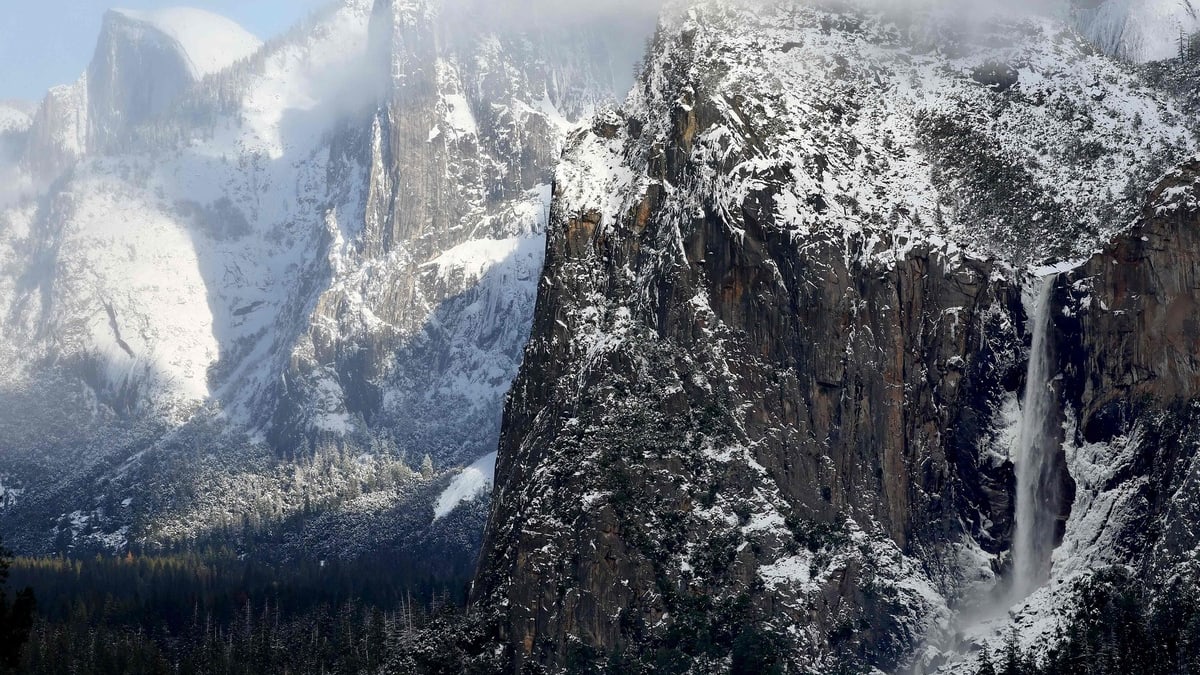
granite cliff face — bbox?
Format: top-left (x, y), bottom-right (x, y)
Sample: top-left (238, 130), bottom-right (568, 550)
top-left (1067, 163), bottom-right (1200, 434)
top-left (1050, 162), bottom-right (1200, 590)
top-left (21, 79), bottom-right (88, 182)
top-left (473, 1), bottom-right (1200, 671)
top-left (269, 0), bottom-right (637, 460)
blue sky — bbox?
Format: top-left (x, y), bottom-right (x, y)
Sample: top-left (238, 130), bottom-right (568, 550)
top-left (0, 0), bottom-right (330, 101)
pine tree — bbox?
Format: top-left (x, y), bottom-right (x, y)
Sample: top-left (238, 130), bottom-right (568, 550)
top-left (367, 606), bottom-right (387, 670)
top-left (1002, 627), bottom-right (1024, 675)
top-left (421, 454), bottom-right (435, 478)
top-left (976, 646), bottom-right (998, 675)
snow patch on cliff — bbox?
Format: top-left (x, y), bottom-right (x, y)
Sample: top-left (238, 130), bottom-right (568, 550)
top-left (0, 104), bottom-right (31, 134)
top-left (424, 236), bottom-right (540, 284)
top-left (433, 452), bottom-right (496, 520)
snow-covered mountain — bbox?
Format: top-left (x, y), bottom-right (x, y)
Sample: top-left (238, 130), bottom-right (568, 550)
top-left (6, 0), bottom-right (1200, 670)
top-left (86, 8), bottom-right (261, 151)
top-left (106, 8), bottom-right (262, 79)
top-left (0, 0), bottom-right (655, 555)
top-left (18, 7), bottom-right (261, 181)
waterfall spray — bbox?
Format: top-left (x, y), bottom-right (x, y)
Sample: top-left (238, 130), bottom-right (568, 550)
top-left (1010, 275), bottom-right (1060, 601)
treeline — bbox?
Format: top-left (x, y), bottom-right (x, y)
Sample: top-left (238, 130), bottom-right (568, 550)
top-left (0, 539), bottom-right (35, 671)
top-left (8, 550), bottom-right (1200, 673)
top-left (19, 597), bottom-right (439, 674)
top-left (10, 549), bottom-right (462, 631)
top-left (3, 548), bottom-right (479, 675)
top-left (975, 568), bottom-right (1200, 675)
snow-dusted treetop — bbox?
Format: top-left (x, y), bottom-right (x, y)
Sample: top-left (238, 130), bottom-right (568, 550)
top-left (108, 7), bottom-right (262, 78)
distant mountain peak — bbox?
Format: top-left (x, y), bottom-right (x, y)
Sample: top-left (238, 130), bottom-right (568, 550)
top-left (85, 7), bottom-right (260, 152)
top-left (105, 7), bottom-right (261, 79)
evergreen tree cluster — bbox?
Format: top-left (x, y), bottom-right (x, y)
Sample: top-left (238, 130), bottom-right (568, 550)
top-left (9, 550), bottom-right (457, 630)
top-left (4, 549), bottom-right (480, 675)
top-left (19, 596), bottom-right (460, 675)
top-left (974, 568), bottom-right (1200, 675)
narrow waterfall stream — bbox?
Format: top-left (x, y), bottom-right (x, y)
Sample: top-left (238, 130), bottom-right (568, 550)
top-left (1011, 276), bottom-right (1060, 601)
top-left (913, 276), bottom-right (1068, 673)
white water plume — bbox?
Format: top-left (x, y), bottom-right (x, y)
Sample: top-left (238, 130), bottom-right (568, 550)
top-left (1010, 275), bottom-right (1061, 601)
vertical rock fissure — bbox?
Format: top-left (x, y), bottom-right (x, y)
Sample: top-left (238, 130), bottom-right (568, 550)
top-left (1011, 275), bottom-right (1060, 601)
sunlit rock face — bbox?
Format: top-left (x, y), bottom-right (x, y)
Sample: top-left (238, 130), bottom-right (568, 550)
top-left (270, 0), bottom-right (646, 458)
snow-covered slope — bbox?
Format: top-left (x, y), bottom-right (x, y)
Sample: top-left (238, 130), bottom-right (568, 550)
top-left (588, 0), bottom-right (1193, 267)
top-left (434, 451), bottom-right (497, 520)
top-left (2, 0), bottom-right (377, 422)
top-left (1074, 0), bottom-right (1200, 63)
top-left (0, 102), bottom-right (32, 134)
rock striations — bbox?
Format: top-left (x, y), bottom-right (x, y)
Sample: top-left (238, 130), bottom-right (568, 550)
top-left (273, 0), bottom-right (636, 460)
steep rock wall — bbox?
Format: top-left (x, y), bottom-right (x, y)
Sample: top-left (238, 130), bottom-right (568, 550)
top-left (268, 0), bottom-right (639, 462)
top-left (1054, 162), bottom-right (1200, 586)
top-left (474, 1), bottom-right (1200, 671)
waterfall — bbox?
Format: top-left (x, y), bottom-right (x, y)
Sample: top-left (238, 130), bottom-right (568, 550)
top-left (1010, 276), bottom-right (1060, 601)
